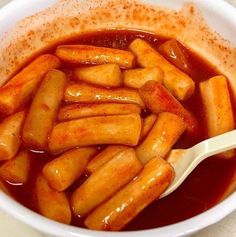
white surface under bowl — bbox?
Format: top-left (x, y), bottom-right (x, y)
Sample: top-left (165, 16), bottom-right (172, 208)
top-left (0, 0), bottom-right (236, 237)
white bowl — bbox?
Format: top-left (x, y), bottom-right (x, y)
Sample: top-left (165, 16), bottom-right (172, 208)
top-left (0, 0), bottom-right (236, 236)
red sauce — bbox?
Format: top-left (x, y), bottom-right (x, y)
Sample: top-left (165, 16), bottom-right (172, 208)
top-left (3, 30), bottom-right (236, 231)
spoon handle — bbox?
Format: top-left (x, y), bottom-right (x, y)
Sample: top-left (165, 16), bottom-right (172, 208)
top-left (161, 129), bottom-right (236, 198)
top-left (194, 129), bottom-right (236, 160)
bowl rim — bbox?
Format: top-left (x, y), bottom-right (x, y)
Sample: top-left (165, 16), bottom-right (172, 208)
top-left (0, 0), bottom-right (236, 236)
top-left (0, 189), bottom-right (235, 237)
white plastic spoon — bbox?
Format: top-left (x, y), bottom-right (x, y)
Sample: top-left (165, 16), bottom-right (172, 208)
top-left (161, 129), bottom-right (236, 198)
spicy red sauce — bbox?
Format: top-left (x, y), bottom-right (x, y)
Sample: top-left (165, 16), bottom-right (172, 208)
top-left (3, 30), bottom-right (236, 231)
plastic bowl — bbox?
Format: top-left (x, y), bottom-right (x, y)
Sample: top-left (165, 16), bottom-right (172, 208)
top-left (0, 0), bottom-right (236, 236)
